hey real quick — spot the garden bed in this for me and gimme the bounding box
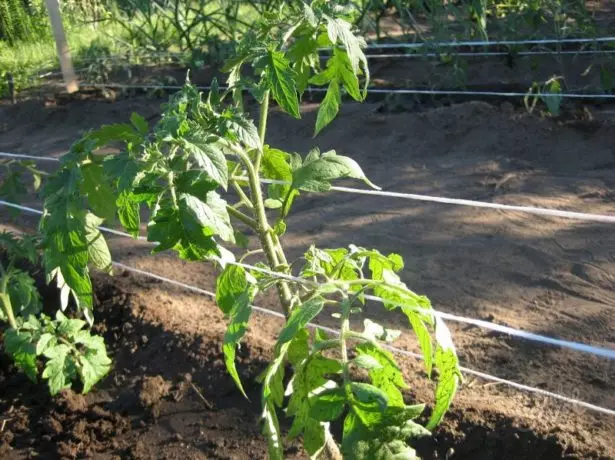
[0,95,614,458]
[0,274,606,459]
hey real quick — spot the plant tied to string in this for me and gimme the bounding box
[30,1,461,458]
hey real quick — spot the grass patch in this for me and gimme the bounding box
[0,21,124,97]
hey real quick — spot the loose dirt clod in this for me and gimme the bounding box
[138,375,172,418]
[56,389,87,414]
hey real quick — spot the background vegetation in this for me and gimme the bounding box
[0,0,610,98]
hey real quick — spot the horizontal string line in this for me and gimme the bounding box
[39,81,615,100]
[2,199,613,415]
[1,199,614,360]
[5,153,613,224]
[113,261,615,417]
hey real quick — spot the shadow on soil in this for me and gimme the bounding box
[0,275,594,459]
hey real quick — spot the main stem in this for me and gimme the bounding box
[0,273,17,329]
[254,91,342,460]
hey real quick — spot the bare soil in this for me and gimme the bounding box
[1,90,614,459]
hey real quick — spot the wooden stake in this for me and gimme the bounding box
[44,0,79,93]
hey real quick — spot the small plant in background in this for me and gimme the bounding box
[525,75,563,116]
[0,158,46,207]
[34,2,461,458]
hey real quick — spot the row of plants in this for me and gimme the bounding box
[2,0,609,99]
[0,2,461,458]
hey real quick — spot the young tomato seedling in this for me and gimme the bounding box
[38,2,461,458]
[0,232,111,395]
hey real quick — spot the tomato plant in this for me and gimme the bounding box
[0,160,111,395]
[34,2,461,458]
[0,232,111,395]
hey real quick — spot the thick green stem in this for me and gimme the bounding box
[227,205,258,229]
[234,146,294,315]
[340,305,351,386]
[258,90,270,147]
[167,171,179,209]
[0,275,17,329]
[255,90,270,172]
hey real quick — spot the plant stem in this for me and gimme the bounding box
[258,90,270,147]
[320,297,351,460]
[0,275,17,329]
[167,171,179,209]
[234,146,294,315]
[227,205,258,229]
[255,90,270,172]
[231,180,254,210]
[340,306,351,386]
[239,249,264,263]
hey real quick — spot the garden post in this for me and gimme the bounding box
[44,0,79,93]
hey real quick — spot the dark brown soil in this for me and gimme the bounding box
[0,275,608,459]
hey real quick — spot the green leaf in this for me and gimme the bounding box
[36,333,57,355]
[303,418,327,458]
[81,163,117,221]
[7,270,42,318]
[84,213,112,274]
[4,327,38,382]
[42,343,75,395]
[41,211,94,316]
[216,264,249,315]
[147,205,220,261]
[263,399,284,460]
[286,353,342,455]
[261,345,288,460]
[130,112,149,135]
[116,191,141,237]
[55,311,86,337]
[261,147,293,208]
[309,387,346,421]
[369,264,435,375]
[273,220,286,237]
[314,79,341,136]
[292,149,376,192]
[324,16,369,94]
[207,77,221,107]
[264,50,300,119]
[278,296,324,344]
[234,231,249,249]
[176,170,218,203]
[350,382,389,413]
[223,292,252,398]
[342,405,429,460]
[356,343,407,407]
[352,354,383,371]
[78,345,112,393]
[182,131,229,189]
[89,123,142,147]
[312,49,361,100]
[219,110,261,151]
[287,327,310,367]
[288,34,319,95]
[362,319,401,343]
[405,312,434,376]
[180,193,234,243]
[541,78,562,116]
[427,317,460,430]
